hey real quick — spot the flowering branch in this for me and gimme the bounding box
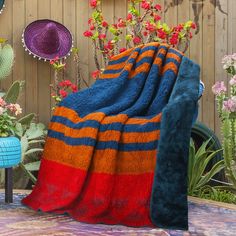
[84,0,196,79]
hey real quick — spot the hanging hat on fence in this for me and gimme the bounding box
[22,19,73,61]
[0,0,5,14]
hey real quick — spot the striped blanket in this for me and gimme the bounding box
[22,42,200,230]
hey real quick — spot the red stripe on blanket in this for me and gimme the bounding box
[22,158,154,227]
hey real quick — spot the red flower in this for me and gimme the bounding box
[119,48,127,53]
[126,13,133,21]
[58,81,65,87]
[146,21,156,32]
[191,22,196,29]
[143,31,148,36]
[98,34,106,40]
[88,18,93,25]
[50,60,55,65]
[141,1,151,10]
[154,15,161,22]
[59,89,68,98]
[71,84,78,92]
[154,4,162,11]
[117,18,126,28]
[169,33,179,45]
[90,25,95,30]
[92,70,100,79]
[175,24,184,32]
[102,21,108,28]
[64,80,72,87]
[157,29,166,39]
[90,0,97,8]
[83,30,93,37]
[112,24,118,29]
[189,32,193,39]
[104,41,114,50]
[133,36,141,44]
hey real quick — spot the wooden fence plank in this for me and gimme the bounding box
[63,0,76,85]
[76,0,89,88]
[189,0,203,123]
[215,0,228,136]
[12,0,25,114]
[37,0,51,124]
[25,0,38,116]
[202,0,215,130]
[50,0,63,113]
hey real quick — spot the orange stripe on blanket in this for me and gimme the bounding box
[53,106,162,125]
[100,51,140,79]
[129,62,152,79]
[166,52,182,63]
[49,122,160,143]
[43,137,157,174]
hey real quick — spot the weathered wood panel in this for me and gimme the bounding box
[0,0,235,135]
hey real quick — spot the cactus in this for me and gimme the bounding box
[0,42,14,80]
[3,80,24,103]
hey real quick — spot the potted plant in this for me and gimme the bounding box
[0,97,22,168]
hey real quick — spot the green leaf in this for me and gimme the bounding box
[4,81,23,103]
[196,160,225,189]
[24,161,41,171]
[25,148,43,156]
[19,163,37,184]
[21,135,29,158]
[17,113,35,126]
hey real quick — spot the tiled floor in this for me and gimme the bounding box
[0,191,236,236]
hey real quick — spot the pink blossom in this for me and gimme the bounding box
[229,75,236,86]
[71,84,78,93]
[212,81,227,95]
[98,34,106,40]
[154,4,162,11]
[223,97,236,112]
[0,97,6,107]
[90,25,95,30]
[126,13,133,21]
[119,48,127,53]
[117,18,126,28]
[157,29,166,39]
[102,21,108,28]
[154,15,161,22]
[7,103,22,116]
[133,36,141,45]
[83,30,93,37]
[92,70,100,79]
[59,89,68,98]
[13,104,22,115]
[141,1,151,10]
[64,80,72,87]
[145,21,156,32]
[90,0,98,9]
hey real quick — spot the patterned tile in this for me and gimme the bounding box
[0,194,235,236]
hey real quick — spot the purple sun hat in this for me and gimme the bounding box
[22,19,73,61]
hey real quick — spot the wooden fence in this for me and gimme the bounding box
[0,0,236,134]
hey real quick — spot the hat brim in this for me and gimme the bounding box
[22,19,73,61]
[0,0,5,13]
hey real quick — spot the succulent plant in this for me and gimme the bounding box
[0,41,14,80]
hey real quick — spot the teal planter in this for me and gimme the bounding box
[0,137,21,168]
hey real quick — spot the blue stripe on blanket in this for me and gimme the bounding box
[51,116,161,132]
[48,130,159,151]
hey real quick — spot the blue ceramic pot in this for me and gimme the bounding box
[0,137,21,168]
